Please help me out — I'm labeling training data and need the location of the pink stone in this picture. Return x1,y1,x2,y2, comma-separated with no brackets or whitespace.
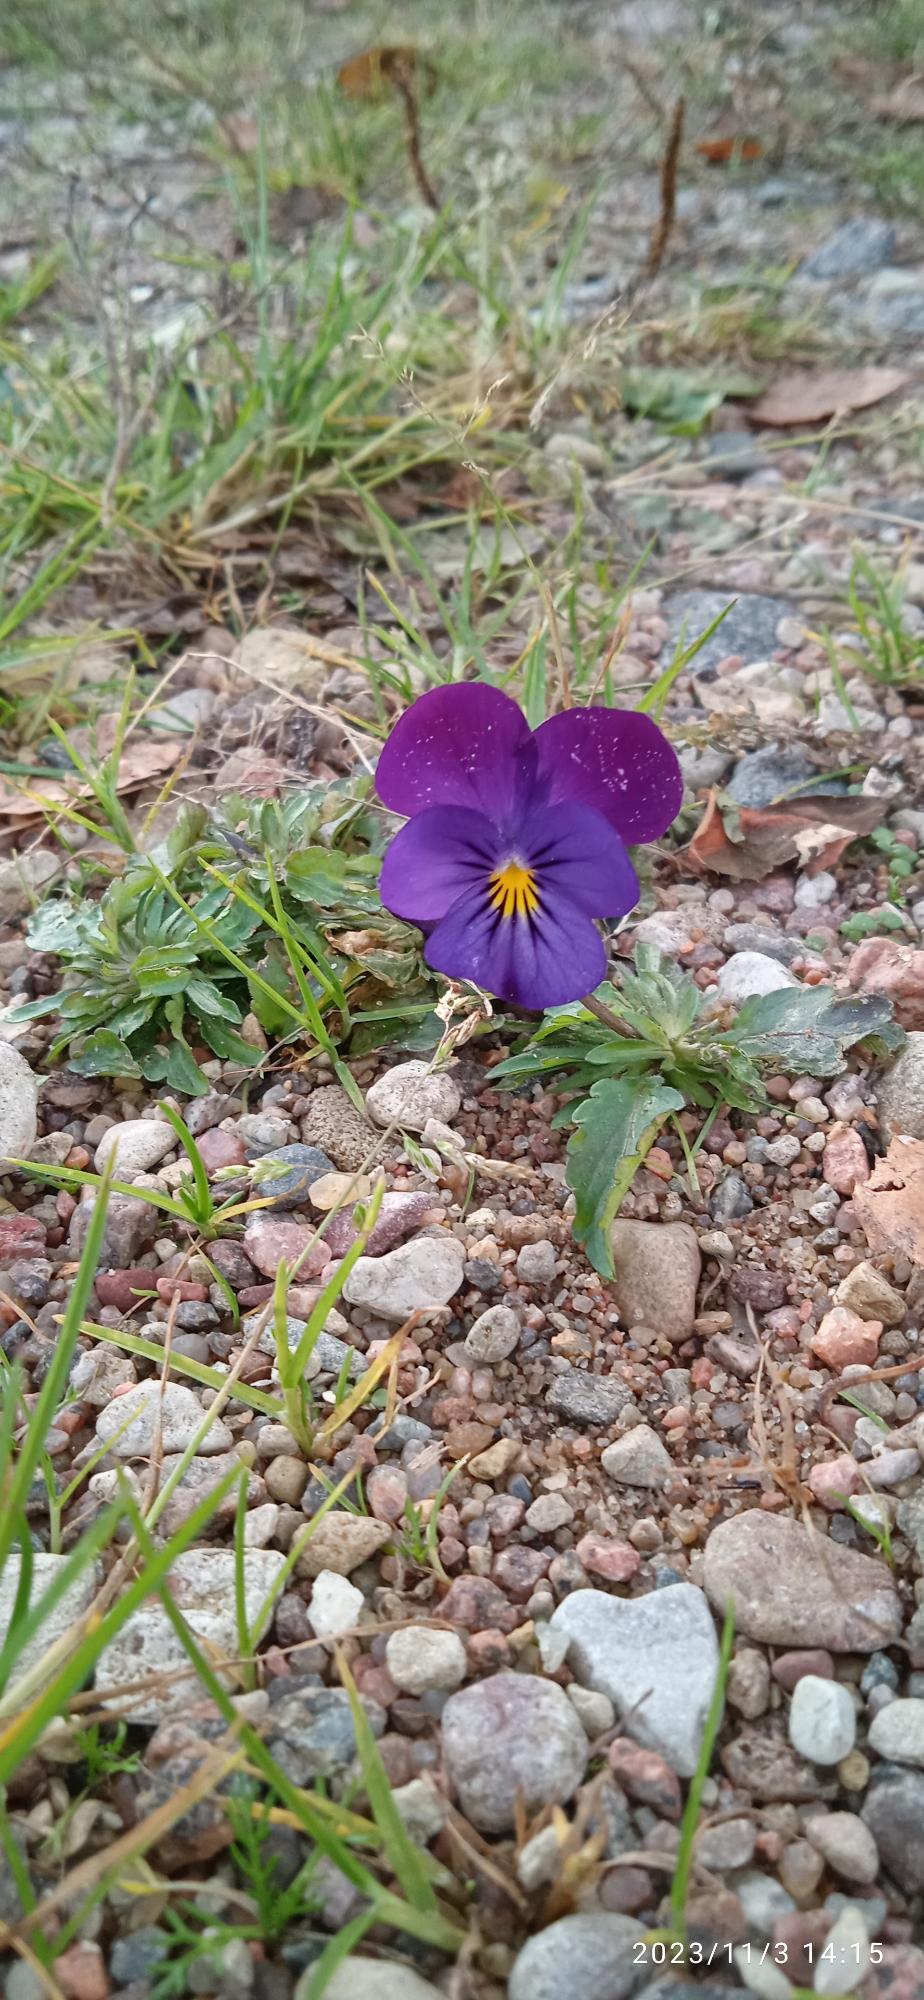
95,1267,158,1312
196,1127,248,1173
811,1306,882,1371
243,1215,332,1280
54,1941,110,2000
575,1533,641,1583
822,1124,870,1196
0,1213,46,1258
155,1276,209,1302
491,1545,551,1600
807,1454,863,1510
771,1649,834,1691
366,1465,408,1523
846,937,924,1031
322,1191,434,1259
608,1738,682,1818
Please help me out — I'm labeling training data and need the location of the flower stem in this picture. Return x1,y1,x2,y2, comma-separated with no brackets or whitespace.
582,991,635,1037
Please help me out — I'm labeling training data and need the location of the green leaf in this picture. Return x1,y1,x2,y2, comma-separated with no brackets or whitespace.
724,986,904,1076
164,1039,210,1095
68,1031,142,1078
566,1076,684,1277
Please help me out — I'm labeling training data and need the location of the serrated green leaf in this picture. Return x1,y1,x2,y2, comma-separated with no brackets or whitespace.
724,986,904,1076
566,1076,684,1276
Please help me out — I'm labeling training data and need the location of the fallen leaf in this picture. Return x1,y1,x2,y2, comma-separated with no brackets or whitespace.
749,367,908,427
689,789,885,881
854,1136,924,1267
338,45,436,100
696,136,763,163
872,76,924,123
0,740,184,823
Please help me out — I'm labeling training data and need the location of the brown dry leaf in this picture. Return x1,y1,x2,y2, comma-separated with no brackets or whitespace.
0,739,184,823
854,1136,924,1267
696,135,763,163
688,789,884,881
872,76,924,122
749,367,908,427
337,45,436,100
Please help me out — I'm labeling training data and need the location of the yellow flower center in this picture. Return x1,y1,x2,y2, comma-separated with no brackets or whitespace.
488,860,539,920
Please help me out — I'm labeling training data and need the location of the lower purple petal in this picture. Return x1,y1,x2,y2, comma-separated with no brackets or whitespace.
375,682,531,820
379,806,499,923
534,706,683,843
521,799,639,917
424,881,606,1009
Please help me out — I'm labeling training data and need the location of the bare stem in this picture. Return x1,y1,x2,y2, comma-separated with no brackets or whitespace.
582,991,635,1037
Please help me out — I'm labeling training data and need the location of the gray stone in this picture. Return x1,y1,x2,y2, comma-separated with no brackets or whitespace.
862,1769,924,1894
295,1963,441,2000
710,1173,754,1222
0,1553,100,1697
868,1697,924,1767
547,1365,633,1427
679,745,734,789
726,745,844,810
610,1221,700,1343
441,1670,588,1832
802,218,896,279
365,1060,460,1132
94,1117,175,1178
601,1425,672,1488
301,1084,378,1172
95,1380,232,1457
0,1042,38,1162
550,1583,719,1776
703,1512,901,1651
788,1675,855,1765
0,848,61,920
148,686,217,732
805,1810,879,1884
736,1870,794,1936
723,924,800,965
509,1914,647,2000
297,1512,391,1578
385,1626,466,1694
876,1034,924,1140
516,1238,557,1284
342,1234,465,1319
716,952,798,1003
69,1188,155,1266
249,1144,335,1207
663,590,796,675
464,1304,521,1362
391,1775,447,1845
266,1681,385,1788
700,431,769,479
97,1549,285,1720
865,276,924,339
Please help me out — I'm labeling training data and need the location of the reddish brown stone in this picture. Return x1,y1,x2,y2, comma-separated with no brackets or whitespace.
155,1276,209,1303
823,1124,870,1197
730,1267,789,1311
440,1574,520,1633
196,1127,248,1173
95,1267,158,1312
771,1649,835,1691
0,1214,46,1258
575,1533,641,1583
491,1545,551,1601
467,1628,511,1673
608,1738,682,1819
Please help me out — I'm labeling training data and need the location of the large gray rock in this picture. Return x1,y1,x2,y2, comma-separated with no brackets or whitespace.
97,1549,285,1721
703,1512,901,1651
550,1583,719,1776
802,217,896,279
862,1769,924,1894
0,1553,100,1696
0,1042,38,1161
94,1381,232,1457
69,1189,155,1266
509,1914,647,2000
441,1670,587,1832
610,1221,700,1343
876,1034,924,1140
868,1698,924,1767
296,1963,441,2000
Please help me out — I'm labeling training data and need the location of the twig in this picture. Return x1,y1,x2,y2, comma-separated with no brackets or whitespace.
582,990,636,1038
644,96,685,279
389,55,440,211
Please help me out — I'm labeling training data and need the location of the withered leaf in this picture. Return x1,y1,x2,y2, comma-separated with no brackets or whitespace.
854,1136,924,1268
688,789,885,881
749,367,908,427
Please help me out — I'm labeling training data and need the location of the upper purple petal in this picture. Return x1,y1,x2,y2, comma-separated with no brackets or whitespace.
423,880,607,1010
520,799,639,918
533,707,683,843
376,683,532,821
379,805,500,924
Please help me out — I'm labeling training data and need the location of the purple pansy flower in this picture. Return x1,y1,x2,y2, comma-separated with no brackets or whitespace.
376,683,682,1010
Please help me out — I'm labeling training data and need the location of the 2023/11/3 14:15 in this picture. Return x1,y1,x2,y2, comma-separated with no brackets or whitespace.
631,1942,885,1967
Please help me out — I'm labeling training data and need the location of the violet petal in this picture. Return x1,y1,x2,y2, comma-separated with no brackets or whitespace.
534,707,683,842
375,682,531,820
379,805,500,923
522,799,639,917
424,880,607,1009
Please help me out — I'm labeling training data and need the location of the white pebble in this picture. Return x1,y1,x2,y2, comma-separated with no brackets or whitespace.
788,1675,856,1765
